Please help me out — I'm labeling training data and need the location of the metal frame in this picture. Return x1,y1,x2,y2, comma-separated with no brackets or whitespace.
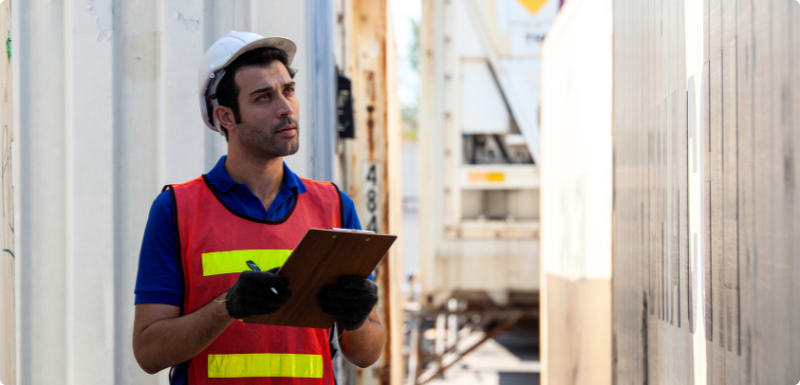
404,305,537,385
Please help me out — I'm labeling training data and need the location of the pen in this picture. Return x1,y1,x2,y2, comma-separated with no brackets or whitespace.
246,260,279,295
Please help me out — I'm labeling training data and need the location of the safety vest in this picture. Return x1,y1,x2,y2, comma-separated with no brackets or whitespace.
169,175,342,384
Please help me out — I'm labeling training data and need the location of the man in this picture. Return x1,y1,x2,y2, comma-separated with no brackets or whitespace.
132,31,384,384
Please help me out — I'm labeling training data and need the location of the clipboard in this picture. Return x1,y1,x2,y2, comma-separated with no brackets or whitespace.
243,228,397,329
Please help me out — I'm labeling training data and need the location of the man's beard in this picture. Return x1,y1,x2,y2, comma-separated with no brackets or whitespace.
237,117,300,163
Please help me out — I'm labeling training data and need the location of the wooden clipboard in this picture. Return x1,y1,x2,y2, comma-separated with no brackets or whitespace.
243,228,397,329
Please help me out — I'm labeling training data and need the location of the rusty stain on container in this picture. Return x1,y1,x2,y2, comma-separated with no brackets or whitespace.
366,105,375,161
364,70,376,99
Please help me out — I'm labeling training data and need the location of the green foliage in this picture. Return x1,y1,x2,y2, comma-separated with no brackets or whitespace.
402,17,420,140
409,18,419,72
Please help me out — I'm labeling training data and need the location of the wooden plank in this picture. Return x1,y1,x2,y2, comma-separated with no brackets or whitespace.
721,0,736,361
634,0,643,377
722,3,740,383
750,0,774,382
736,0,756,381
676,2,695,381
611,0,647,381
770,0,792,383
638,0,648,381
602,1,800,384
341,0,405,382
703,0,714,356
708,8,725,385
792,0,800,379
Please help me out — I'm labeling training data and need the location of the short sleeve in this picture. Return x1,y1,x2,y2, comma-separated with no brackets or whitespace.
134,190,184,307
339,190,362,230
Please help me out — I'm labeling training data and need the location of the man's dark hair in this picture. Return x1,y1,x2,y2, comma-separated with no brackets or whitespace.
212,47,298,140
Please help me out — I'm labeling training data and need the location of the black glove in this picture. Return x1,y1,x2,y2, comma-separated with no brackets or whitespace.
319,276,378,331
225,268,292,319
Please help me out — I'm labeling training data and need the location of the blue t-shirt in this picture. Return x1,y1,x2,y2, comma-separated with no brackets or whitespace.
134,155,363,384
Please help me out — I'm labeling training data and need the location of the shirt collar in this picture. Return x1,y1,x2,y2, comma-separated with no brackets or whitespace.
206,155,307,194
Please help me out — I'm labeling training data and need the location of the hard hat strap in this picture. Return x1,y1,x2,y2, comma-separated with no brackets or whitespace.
205,68,227,133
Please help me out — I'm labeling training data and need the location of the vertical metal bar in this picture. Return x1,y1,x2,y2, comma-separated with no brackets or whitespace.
405,316,421,385
308,0,336,182
434,313,445,356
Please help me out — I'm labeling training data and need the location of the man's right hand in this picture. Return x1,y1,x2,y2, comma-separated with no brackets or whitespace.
225,268,292,318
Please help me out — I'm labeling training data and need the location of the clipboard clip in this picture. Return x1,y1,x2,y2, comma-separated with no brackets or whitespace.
331,228,376,234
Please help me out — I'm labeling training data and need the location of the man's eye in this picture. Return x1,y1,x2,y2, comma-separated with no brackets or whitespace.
284,87,295,95
258,93,270,100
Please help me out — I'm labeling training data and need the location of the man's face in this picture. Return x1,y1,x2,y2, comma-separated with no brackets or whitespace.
232,61,300,160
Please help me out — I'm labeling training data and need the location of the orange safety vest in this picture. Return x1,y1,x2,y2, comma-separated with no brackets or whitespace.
169,175,342,384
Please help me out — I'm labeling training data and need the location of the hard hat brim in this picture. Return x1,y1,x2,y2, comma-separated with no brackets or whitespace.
220,36,297,71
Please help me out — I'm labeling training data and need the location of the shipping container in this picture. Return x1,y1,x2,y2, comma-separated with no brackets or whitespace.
408,0,558,382
333,0,406,384
0,2,14,384
417,0,558,309
539,0,613,383
541,0,800,384
13,1,343,384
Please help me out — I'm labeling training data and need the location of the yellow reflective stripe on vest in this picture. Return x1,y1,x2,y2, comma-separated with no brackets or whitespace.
201,250,292,276
208,353,324,378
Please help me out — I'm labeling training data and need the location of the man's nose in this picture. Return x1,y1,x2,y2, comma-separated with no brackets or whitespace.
276,94,293,117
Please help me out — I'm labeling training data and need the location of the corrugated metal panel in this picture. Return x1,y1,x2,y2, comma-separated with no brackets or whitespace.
543,0,800,384
0,2,14,384
14,1,336,384
308,0,336,182
539,0,613,383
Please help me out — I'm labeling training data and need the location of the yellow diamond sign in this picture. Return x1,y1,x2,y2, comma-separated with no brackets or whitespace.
518,0,549,15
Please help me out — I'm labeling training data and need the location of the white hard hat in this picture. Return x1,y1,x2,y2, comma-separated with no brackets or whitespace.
198,31,297,133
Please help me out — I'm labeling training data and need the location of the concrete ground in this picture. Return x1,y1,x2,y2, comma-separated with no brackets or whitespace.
426,323,540,385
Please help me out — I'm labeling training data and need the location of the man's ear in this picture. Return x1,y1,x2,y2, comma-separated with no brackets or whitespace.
214,105,237,133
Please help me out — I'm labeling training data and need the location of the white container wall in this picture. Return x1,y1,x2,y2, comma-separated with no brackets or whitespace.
539,0,613,382
14,1,335,384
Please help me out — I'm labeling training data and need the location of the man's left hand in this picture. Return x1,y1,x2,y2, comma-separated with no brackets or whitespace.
319,276,378,331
